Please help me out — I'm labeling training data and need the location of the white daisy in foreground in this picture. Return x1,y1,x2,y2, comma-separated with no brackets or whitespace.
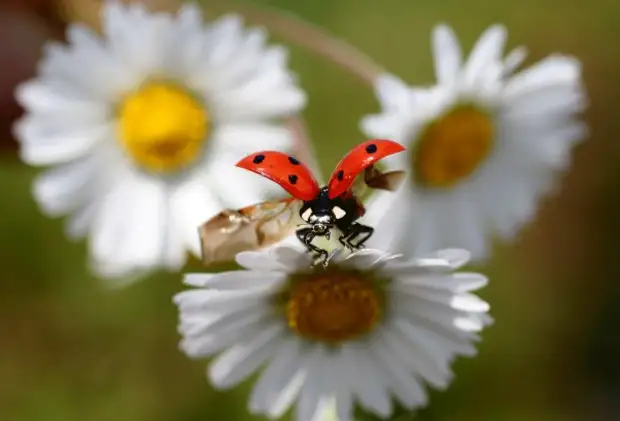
361,24,587,260
13,1,306,279
174,245,491,421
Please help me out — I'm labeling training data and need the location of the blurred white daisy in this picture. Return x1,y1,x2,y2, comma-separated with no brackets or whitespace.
174,244,491,421
14,1,306,279
361,24,587,260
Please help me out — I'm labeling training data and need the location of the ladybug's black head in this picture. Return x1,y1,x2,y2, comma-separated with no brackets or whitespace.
300,204,333,235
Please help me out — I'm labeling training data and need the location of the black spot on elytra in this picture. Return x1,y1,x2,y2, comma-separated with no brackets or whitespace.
336,170,344,181
365,143,377,154
253,154,265,164
288,156,300,165
288,174,298,184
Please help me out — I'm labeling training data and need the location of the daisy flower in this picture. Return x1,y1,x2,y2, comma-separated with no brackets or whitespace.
13,1,306,279
360,24,587,260
174,244,491,421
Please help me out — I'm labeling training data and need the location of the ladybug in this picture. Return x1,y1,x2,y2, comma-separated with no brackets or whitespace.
198,139,406,267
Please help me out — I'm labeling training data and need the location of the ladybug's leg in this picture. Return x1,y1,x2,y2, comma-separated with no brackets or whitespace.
341,223,374,250
296,227,329,265
338,234,351,250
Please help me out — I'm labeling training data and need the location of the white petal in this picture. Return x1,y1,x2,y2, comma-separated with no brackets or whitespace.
433,248,471,269
174,287,272,313
406,199,439,256
235,250,288,271
504,55,582,99
181,312,274,358
360,113,410,140
395,272,487,294
197,14,245,75
464,25,507,84
179,302,266,338
65,198,98,240
15,79,107,116
208,323,285,389
211,46,306,120
211,123,295,157
31,153,100,216
329,353,354,421
162,198,187,270
451,272,488,291
405,314,477,357
249,338,305,417
359,189,398,228
103,2,165,78
89,261,152,285
343,345,393,418
62,20,136,96
454,316,489,332
368,331,428,409
192,26,269,90
445,188,489,259
366,185,416,253
209,163,278,209
374,73,414,112
502,46,528,76
39,36,132,100
163,3,206,76
382,258,455,277
88,169,169,275
386,321,453,388
432,24,462,86
15,117,111,165
340,248,392,269
295,347,331,421
451,293,490,312
391,292,488,333
171,173,222,256
271,244,311,269
183,271,285,290
396,282,490,312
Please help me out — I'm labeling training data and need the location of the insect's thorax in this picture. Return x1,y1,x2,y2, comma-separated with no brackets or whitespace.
299,187,360,230
307,187,332,215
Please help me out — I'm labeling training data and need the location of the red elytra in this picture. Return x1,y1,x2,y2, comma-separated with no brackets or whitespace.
326,139,406,198
235,151,321,201
235,139,406,201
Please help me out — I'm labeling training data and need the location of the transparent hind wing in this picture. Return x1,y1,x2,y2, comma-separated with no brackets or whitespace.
198,198,303,266
351,165,407,198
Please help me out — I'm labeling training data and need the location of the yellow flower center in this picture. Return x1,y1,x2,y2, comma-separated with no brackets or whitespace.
117,82,209,173
413,105,493,188
285,270,383,344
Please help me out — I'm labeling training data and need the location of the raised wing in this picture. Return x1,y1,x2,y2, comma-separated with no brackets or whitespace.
198,198,303,266
327,139,406,199
236,151,321,201
351,165,407,200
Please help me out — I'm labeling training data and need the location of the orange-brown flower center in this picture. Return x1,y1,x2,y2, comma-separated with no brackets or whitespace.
285,270,383,344
413,104,493,188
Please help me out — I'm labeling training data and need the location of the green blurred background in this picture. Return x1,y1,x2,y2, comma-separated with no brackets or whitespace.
1,0,619,420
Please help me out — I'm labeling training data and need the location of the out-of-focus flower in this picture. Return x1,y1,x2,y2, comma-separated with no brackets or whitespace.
174,245,491,421
361,24,587,261
13,1,306,280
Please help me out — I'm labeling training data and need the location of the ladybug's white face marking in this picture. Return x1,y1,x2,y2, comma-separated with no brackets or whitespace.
301,207,313,222
316,215,332,224
332,206,346,219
